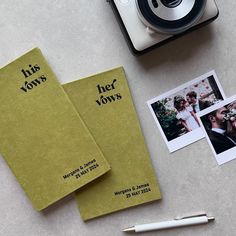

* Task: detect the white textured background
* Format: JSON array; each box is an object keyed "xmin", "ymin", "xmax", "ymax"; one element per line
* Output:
[{"xmin": 0, "ymin": 1, "xmax": 235, "ymax": 235}]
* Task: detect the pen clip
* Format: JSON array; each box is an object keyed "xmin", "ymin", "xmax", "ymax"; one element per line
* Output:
[{"xmin": 175, "ymin": 213, "xmax": 207, "ymax": 220}]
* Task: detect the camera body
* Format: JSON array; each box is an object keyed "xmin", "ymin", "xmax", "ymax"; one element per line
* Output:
[{"xmin": 109, "ymin": 0, "xmax": 219, "ymax": 55}]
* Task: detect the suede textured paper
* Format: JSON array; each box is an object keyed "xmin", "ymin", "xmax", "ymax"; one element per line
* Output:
[
  {"xmin": 63, "ymin": 67, "xmax": 161, "ymax": 221},
  {"xmin": 0, "ymin": 48, "xmax": 110, "ymax": 211}
]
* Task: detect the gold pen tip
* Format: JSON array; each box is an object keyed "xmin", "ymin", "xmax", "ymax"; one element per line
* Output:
[{"xmin": 122, "ymin": 227, "xmax": 135, "ymax": 233}]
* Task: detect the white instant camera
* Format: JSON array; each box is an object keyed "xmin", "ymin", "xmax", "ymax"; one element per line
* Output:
[{"xmin": 109, "ymin": 0, "xmax": 219, "ymax": 54}]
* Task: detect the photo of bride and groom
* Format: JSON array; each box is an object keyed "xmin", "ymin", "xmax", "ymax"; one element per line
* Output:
[
  {"xmin": 173, "ymin": 91, "xmax": 211, "ymax": 133},
  {"xmin": 149, "ymin": 73, "xmax": 224, "ymax": 142}
]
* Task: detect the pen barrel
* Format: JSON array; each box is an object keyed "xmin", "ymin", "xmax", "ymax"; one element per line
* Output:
[{"xmin": 135, "ymin": 216, "xmax": 209, "ymax": 232}]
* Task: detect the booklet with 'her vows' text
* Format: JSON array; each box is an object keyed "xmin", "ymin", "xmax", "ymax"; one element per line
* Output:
[{"xmin": 63, "ymin": 67, "xmax": 161, "ymax": 220}]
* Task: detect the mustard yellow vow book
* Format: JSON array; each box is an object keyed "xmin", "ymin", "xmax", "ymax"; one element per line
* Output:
[
  {"xmin": 63, "ymin": 67, "xmax": 161, "ymax": 220},
  {"xmin": 0, "ymin": 48, "xmax": 110, "ymax": 211}
]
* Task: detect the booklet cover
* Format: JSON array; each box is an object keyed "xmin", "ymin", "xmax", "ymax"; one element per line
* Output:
[
  {"xmin": 63, "ymin": 67, "xmax": 161, "ymax": 220},
  {"xmin": 0, "ymin": 48, "xmax": 110, "ymax": 211}
]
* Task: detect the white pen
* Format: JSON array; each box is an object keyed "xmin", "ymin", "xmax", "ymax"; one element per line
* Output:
[{"xmin": 123, "ymin": 213, "xmax": 215, "ymax": 233}]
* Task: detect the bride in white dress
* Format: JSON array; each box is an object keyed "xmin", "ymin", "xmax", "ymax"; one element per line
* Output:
[{"xmin": 174, "ymin": 96, "xmax": 200, "ymax": 132}]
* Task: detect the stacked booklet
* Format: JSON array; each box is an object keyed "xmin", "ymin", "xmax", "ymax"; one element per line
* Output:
[{"xmin": 0, "ymin": 48, "xmax": 161, "ymax": 219}]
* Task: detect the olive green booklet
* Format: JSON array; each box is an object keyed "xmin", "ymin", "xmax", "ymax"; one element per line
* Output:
[
  {"xmin": 0, "ymin": 48, "xmax": 110, "ymax": 211},
  {"xmin": 63, "ymin": 67, "xmax": 161, "ymax": 221}
]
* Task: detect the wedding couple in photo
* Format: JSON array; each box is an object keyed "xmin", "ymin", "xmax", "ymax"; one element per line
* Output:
[
  {"xmin": 206, "ymin": 103, "xmax": 236, "ymax": 154},
  {"xmin": 173, "ymin": 91, "xmax": 211, "ymax": 133}
]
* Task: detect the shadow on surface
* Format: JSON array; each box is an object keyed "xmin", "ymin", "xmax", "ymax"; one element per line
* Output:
[
  {"xmin": 41, "ymin": 193, "xmax": 75, "ymax": 216},
  {"xmin": 135, "ymin": 25, "xmax": 215, "ymax": 71}
]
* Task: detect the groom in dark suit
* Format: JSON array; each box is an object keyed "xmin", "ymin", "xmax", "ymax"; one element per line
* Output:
[
  {"xmin": 207, "ymin": 107, "xmax": 236, "ymax": 154},
  {"xmin": 186, "ymin": 91, "xmax": 209, "ymax": 113}
]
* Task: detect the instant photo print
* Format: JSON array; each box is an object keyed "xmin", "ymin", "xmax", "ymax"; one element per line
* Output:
[
  {"xmin": 147, "ymin": 70, "xmax": 226, "ymax": 152},
  {"xmin": 197, "ymin": 95, "xmax": 236, "ymax": 165}
]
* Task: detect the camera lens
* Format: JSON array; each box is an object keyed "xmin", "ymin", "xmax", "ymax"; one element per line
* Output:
[
  {"xmin": 136, "ymin": 0, "xmax": 207, "ymax": 34},
  {"xmin": 161, "ymin": 0, "xmax": 182, "ymax": 8}
]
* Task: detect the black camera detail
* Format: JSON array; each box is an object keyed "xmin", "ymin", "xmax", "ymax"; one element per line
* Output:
[{"xmin": 161, "ymin": 0, "xmax": 182, "ymax": 8}]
